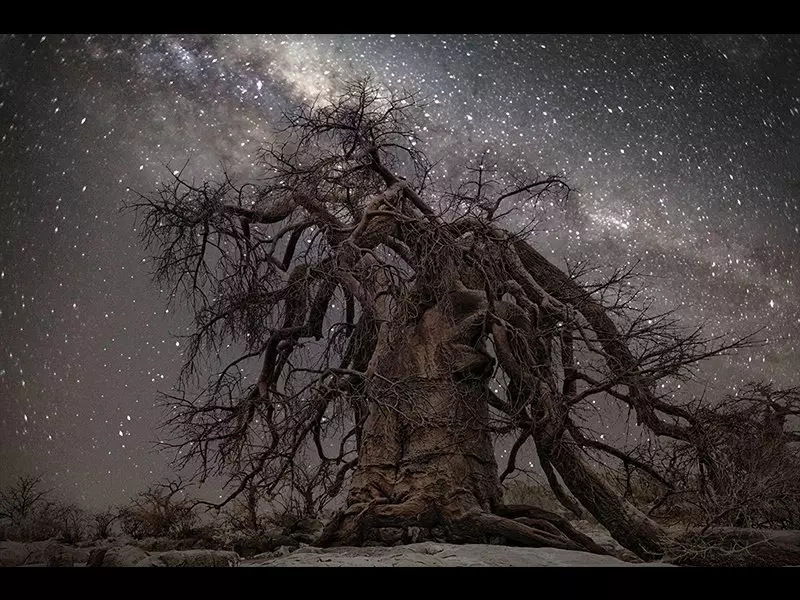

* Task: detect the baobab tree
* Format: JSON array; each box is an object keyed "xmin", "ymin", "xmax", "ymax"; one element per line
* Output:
[{"xmin": 130, "ymin": 77, "xmax": 799, "ymax": 564}]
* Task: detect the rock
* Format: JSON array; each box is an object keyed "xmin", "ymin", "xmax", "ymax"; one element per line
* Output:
[
  {"xmin": 232, "ymin": 534, "xmax": 299, "ymax": 557},
  {"xmin": 176, "ymin": 537, "xmax": 211, "ymax": 550},
  {"xmin": 100, "ymin": 545, "xmax": 149, "ymax": 567},
  {"xmin": 0, "ymin": 540, "xmax": 88, "ymax": 567},
  {"xmin": 252, "ymin": 546, "xmax": 298, "ymax": 560},
  {"xmin": 138, "ymin": 537, "xmax": 180, "ymax": 552},
  {"xmin": 86, "ymin": 547, "xmax": 108, "ymax": 567},
  {"xmin": 0, "ymin": 541, "xmax": 46, "ymax": 567},
  {"xmin": 134, "ymin": 555, "xmax": 169, "ymax": 567},
  {"xmin": 44, "ymin": 541, "xmax": 88, "ymax": 567},
  {"xmin": 488, "ymin": 536, "xmax": 505, "ymax": 545},
  {"xmin": 114, "ymin": 535, "xmax": 136, "ymax": 546},
  {"xmin": 136, "ymin": 550, "xmax": 240, "ymax": 567}
]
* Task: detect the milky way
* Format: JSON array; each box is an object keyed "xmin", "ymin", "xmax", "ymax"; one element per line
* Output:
[{"xmin": 1, "ymin": 34, "xmax": 798, "ymax": 509}]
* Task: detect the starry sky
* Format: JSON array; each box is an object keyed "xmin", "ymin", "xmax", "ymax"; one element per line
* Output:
[{"xmin": 1, "ymin": 33, "xmax": 799, "ymax": 511}]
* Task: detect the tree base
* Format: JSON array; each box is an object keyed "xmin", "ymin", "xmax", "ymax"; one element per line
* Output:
[
  {"xmin": 319, "ymin": 508, "xmax": 800, "ymax": 566},
  {"xmin": 316, "ymin": 499, "xmax": 611, "ymax": 557}
]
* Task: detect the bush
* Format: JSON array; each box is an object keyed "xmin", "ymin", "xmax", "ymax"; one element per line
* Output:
[
  {"xmin": 52, "ymin": 503, "xmax": 89, "ymax": 544},
  {"xmin": 0, "ymin": 475, "xmax": 89, "ymax": 542},
  {"xmin": 92, "ymin": 508, "xmax": 118, "ymax": 540},
  {"xmin": 118, "ymin": 479, "xmax": 198, "ymax": 539},
  {"xmin": 222, "ymin": 486, "xmax": 269, "ymax": 534}
]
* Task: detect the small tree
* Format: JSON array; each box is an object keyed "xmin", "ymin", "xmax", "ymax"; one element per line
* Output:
[
  {"xmin": 0, "ymin": 475, "xmax": 56, "ymax": 541},
  {"xmin": 0, "ymin": 475, "xmax": 50, "ymax": 523},
  {"xmin": 0, "ymin": 476, "xmax": 91, "ymax": 543},
  {"xmin": 49, "ymin": 502, "xmax": 89, "ymax": 544},
  {"xmin": 131, "ymin": 77, "xmax": 798, "ymax": 564},
  {"xmin": 222, "ymin": 475, "xmax": 265, "ymax": 533},
  {"xmin": 118, "ymin": 478, "xmax": 197, "ymax": 539},
  {"xmin": 93, "ymin": 508, "xmax": 118, "ymax": 540}
]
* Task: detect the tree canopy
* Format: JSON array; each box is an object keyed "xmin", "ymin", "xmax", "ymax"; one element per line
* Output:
[{"xmin": 130, "ymin": 77, "xmax": 800, "ymax": 565}]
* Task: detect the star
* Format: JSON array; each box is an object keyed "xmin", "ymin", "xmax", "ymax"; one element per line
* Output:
[{"xmin": 0, "ymin": 33, "xmax": 798, "ymax": 508}]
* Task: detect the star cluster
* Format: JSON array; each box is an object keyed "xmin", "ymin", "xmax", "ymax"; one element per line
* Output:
[{"xmin": 1, "ymin": 34, "xmax": 798, "ymax": 509}]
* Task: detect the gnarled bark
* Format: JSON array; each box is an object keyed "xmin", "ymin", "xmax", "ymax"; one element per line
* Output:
[
  {"xmin": 319, "ymin": 296, "xmax": 602, "ymax": 554},
  {"xmin": 134, "ymin": 77, "xmax": 800, "ymax": 567}
]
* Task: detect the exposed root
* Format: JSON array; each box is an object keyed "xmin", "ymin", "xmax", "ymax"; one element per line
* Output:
[
  {"xmin": 495, "ymin": 503, "xmax": 610, "ymax": 555},
  {"xmin": 513, "ymin": 517, "xmax": 564, "ymax": 538},
  {"xmin": 317, "ymin": 499, "xmax": 611, "ymax": 556},
  {"xmin": 317, "ymin": 497, "xmax": 439, "ymax": 547},
  {"xmin": 455, "ymin": 511, "xmax": 586, "ymax": 551}
]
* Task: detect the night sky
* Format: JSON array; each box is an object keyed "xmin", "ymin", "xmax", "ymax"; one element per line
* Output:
[{"xmin": 1, "ymin": 34, "xmax": 798, "ymax": 511}]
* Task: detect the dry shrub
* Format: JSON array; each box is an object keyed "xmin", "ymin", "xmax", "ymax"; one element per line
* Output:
[
  {"xmin": 118, "ymin": 479, "xmax": 198, "ymax": 539},
  {"xmin": 0, "ymin": 475, "xmax": 89, "ymax": 542}
]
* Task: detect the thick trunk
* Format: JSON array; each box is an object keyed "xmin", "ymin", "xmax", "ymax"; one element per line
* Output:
[
  {"xmin": 320, "ymin": 302, "xmax": 502, "ymax": 545},
  {"xmin": 318, "ymin": 300, "xmax": 605, "ymax": 553},
  {"xmin": 349, "ymin": 375, "xmax": 501, "ymax": 517},
  {"xmin": 316, "ymin": 297, "xmax": 800, "ymax": 565}
]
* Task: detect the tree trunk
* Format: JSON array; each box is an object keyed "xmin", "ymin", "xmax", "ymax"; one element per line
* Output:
[
  {"xmin": 319, "ymin": 300, "xmax": 502, "ymax": 545},
  {"xmin": 318, "ymin": 298, "xmax": 609, "ymax": 554},
  {"xmin": 546, "ymin": 432, "xmax": 672, "ymax": 560}
]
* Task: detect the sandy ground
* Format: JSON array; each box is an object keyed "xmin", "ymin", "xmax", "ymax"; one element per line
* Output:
[{"xmin": 240, "ymin": 542, "xmax": 675, "ymax": 567}]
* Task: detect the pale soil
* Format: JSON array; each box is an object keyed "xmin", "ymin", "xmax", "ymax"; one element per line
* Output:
[{"xmin": 240, "ymin": 542, "xmax": 675, "ymax": 567}]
